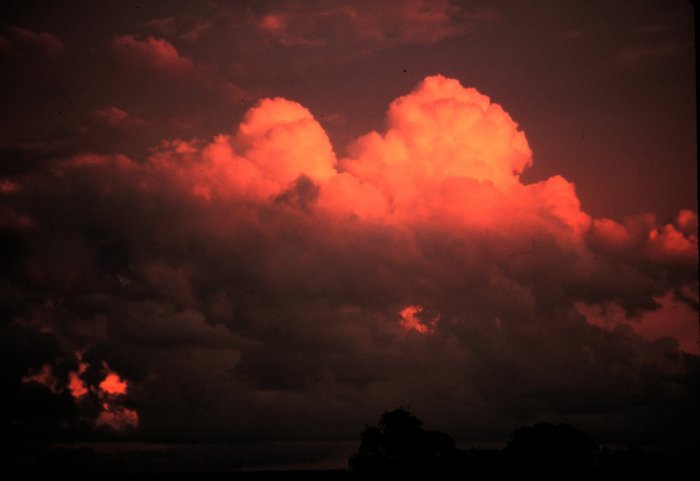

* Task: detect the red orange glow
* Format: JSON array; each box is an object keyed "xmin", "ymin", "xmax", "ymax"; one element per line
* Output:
[
  {"xmin": 68, "ymin": 371, "xmax": 88, "ymax": 398},
  {"xmin": 95, "ymin": 406, "xmax": 139, "ymax": 431},
  {"xmin": 44, "ymin": 74, "xmax": 694, "ymax": 354},
  {"xmin": 9, "ymin": 68, "xmax": 698, "ymax": 446},
  {"xmin": 94, "ymin": 369, "xmax": 137, "ymax": 430},
  {"xmin": 21, "ymin": 352, "xmax": 139, "ymax": 430},
  {"xmin": 399, "ymin": 305, "xmax": 438, "ymax": 334},
  {"xmin": 21, "ymin": 364, "xmax": 59, "ymax": 392},
  {"xmin": 576, "ymin": 291, "xmax": 699, "ymax": 354},
  {"xmin": 99, "ymin": 372, "xmax": 128, "ymax": 395}
]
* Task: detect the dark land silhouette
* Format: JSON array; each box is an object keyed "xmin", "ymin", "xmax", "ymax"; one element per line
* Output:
[
  {"xmin": 349, "ymin": 407, "xmax": 460, "ymax": 474},
  {"xmin": 4, "ymin": 407, "xmax": 694, "ymax": 476},
  {"xmin": 348, "ymin": 408, "xmax": 694, "ymax": 478}
]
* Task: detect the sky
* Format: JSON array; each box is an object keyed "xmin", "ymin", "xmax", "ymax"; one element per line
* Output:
[{"xmin": 1, "ymin": 0, "xmax": 697, "ymax": 472}]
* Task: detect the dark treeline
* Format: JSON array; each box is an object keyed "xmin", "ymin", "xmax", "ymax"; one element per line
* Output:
[
  {"xmin": 3, "ymin": 407, "xmax": 694, "ymax": 476},
  {"xmin": 349, "ymin": 408, "xmax": 693, "ymax": 478}
]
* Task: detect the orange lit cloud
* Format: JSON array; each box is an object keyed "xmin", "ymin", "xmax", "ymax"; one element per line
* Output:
[
  {"xmin": 68, "ymin": 371, "xmax": 88, "ymax": 398},
  {"xmin": 22, "ymin": 363, "xmax": 60, "ymax": 392},
  {"xmin": 146, "ymin": 96, "xmax": 336, "ymax": 199},
  {"xmin": 589, "ymin": 211, "xmax": 698, "ymax": 269},
  {"xmin": 99, "ymin": 372, "xmax": 128, "ymax": 395},
  {"xmin": 96, "ymin": 406, "xmax": 139, "ymax": 431},
  {"xmin": 20, "ymin": 351, "xmax": 138, "ymax": 431},
  {"xmin": 399, "ymin": 305, "xmax": 438, "ymax": 334},
  {"xmin": 236, "ymin": 97, "xmax": 337, "ymax": 186},
  {"xmin": 25, "ymin": 74, "xmax": 695, "ymax": 355},
  {"xmin": 344, "ymin": 75, "xmax": 531, "ymax": 187},
  {"xmin": 4, "ymin": 74, "xmax": 697, "ymax": 444},
  {"xmin": 112, "ymin": 35, "xmax": 193, "ymax": 73},
  {"xmin": 20, "ymin": 351, "xmax": 94, "ymax": 400},
  {"xmin": 93, "ymin": 367, "xmax": 137, "ymax": 431},
  {"xmin": 576, "ymin": 291, "xmax": 699, "ymax": 353}
]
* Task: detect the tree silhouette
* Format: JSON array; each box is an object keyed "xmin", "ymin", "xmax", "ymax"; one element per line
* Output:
[
  {"xmin": 505, "ymin": 422, "xmax": 598, "ymax": 475},
  {"xmin": 349, "ymin": 411, "xmax": 677, "ymax": 477},
  {"xmin": 349, "ymin": 408, "xmax": 459, "ymax": 474}
]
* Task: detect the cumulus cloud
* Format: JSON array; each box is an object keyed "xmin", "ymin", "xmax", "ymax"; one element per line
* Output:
[
  {"xmin": 111, "ymin": 35, "xmax": 193, "ymax": 73},
  {"xmin": 1, "ymin": 75, "xmax": 697, "ymax": 452},
  {"xmin": 341, "ymin": 75, "xmax": 532, "ymax": 207}
]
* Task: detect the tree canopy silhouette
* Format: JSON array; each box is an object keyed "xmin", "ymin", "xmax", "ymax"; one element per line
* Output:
[
  {"xmin": 349, "ymin": 408, "xmax": 459, "ymax": 474},
  {"xmin": 349, "ymin": 411, "xmax": 685, "ymax": 477}
]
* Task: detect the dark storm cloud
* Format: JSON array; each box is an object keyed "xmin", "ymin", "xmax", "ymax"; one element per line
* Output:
[
  {"xmin": 1, "ymin": 76, "xmax": 697, "ymax": 458},
  {"xmin": 0, "ymin": 2, "xmax": 696, "ymax": 472}
]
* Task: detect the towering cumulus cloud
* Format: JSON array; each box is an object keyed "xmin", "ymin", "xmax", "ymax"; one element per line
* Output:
[{"xmin": 2, "ymin": 76, "xmax": 697, "ymax": 452}]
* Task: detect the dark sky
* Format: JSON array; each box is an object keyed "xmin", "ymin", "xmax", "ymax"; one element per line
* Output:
[{"xmin": 1, "ymin": 0, "xmax": 697, "ymax": 471}]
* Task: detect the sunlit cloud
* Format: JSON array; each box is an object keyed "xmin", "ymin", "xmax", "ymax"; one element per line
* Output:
[
  {"xmin": 21, "ymin": 352, "xmax": 138, "ymax": 431},
  {"xmin": 4, "ymin": 75, "xmax": 697, "ymax": 448},
  {"xmin": 95, "ymin": 406, "xmax": 139, "ymax": 431},
  {"xmin": 99, "ymin": 372, "xmax": 128, "ymax": 395},
  {"xmin": 399, "ymin": 305, "xmax": 438, "ymax": 334},
  {"xmin": 68, "ymin": 371, "xmax": 88, "ymax": 398},
  {"xmin": 111, "ymin": 35, "xmax": 193, "ymax": 73}
]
